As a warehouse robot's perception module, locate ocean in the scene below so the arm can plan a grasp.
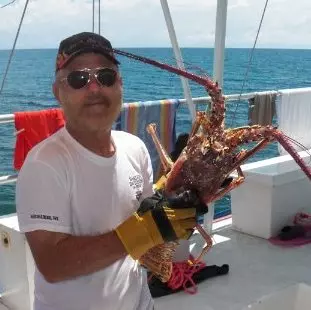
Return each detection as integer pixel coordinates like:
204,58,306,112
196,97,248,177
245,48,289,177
0,47,311,217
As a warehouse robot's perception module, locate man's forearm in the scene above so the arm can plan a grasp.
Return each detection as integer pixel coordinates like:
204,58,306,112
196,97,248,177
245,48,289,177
33,231,127,283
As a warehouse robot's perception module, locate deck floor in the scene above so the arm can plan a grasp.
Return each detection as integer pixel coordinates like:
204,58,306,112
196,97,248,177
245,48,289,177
155,218,311,310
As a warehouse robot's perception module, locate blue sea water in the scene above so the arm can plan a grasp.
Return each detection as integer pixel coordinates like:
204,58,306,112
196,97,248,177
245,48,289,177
0,48,311,216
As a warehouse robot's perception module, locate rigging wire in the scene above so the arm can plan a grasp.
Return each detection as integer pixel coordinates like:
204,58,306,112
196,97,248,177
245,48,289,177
0,0,31,98
0,0,16,9
230,0,270,127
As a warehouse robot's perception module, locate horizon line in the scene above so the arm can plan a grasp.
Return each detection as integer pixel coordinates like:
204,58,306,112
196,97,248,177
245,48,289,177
1,46,311,51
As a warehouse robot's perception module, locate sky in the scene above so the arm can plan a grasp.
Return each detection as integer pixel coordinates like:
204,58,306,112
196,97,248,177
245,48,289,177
0,0,311,49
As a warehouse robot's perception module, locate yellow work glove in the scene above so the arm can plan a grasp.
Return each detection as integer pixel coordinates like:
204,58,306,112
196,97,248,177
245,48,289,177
115,190,207,260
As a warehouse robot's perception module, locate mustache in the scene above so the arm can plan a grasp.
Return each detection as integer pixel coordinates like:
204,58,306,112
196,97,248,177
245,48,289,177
84,94,111,106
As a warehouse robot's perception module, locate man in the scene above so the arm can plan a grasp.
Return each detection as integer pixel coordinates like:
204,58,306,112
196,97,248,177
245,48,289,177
16,32,206,310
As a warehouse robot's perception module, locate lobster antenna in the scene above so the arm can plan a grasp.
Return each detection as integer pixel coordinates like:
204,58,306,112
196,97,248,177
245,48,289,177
112,48,214,91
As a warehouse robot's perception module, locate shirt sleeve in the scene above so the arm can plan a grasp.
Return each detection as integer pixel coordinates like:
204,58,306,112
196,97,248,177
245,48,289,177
16,160,72,234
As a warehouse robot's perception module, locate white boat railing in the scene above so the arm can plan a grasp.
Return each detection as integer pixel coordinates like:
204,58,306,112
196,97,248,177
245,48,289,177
0,89,279,186
0,175,17,185
0,89,278,125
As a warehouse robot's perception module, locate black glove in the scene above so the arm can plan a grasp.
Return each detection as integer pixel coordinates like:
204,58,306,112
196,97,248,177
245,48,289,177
165,189,208,217
138,189,208,218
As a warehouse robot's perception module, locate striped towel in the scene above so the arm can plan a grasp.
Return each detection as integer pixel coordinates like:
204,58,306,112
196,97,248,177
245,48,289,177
117,99,179,180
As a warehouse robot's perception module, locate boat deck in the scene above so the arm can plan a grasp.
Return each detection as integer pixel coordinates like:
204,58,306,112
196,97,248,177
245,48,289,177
1,214,311,309
155,218,311,310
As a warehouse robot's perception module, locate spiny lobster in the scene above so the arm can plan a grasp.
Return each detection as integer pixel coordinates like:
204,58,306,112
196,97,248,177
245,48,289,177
112,48,311,283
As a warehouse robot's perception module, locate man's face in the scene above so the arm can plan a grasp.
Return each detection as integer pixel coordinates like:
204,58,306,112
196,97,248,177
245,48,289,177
54,53,123,134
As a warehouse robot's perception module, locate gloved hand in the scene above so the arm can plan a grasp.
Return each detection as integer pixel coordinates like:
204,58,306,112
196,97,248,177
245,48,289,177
115,190,207,260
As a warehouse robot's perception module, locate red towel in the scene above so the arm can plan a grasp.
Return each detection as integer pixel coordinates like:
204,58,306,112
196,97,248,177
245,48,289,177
14,108,65,170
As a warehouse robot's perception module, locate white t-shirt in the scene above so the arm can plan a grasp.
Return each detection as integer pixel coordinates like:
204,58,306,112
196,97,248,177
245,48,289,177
16,127,155,310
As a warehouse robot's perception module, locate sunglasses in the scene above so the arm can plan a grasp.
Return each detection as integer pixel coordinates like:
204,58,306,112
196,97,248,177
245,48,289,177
61,67,118,90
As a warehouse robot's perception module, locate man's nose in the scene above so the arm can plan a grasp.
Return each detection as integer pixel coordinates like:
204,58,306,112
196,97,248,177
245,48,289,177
86,75,101,91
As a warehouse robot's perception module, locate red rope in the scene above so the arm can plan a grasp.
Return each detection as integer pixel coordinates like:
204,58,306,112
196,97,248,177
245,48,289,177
294,212,311,227
167,255,206,294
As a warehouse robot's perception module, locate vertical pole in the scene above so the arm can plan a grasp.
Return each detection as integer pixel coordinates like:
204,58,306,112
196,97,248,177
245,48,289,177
213,0,228,89
160,0,196,123
92,0,95,32
98,0,101,35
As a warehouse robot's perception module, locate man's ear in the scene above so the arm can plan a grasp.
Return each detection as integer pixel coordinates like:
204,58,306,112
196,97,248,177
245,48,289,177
53,82,60,103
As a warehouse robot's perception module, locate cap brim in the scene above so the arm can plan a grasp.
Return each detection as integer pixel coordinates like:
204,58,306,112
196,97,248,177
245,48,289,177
58,47,120,70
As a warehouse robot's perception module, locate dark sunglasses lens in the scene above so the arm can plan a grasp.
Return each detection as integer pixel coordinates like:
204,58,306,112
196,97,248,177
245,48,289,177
97,69,117,87
67,71,89,89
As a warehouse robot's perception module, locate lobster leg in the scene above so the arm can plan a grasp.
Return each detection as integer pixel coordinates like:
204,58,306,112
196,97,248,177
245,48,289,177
199,133,271,204
188,111,206,139
206,137,269,203
194,224,213,262
230,139,270,171
226,126,311,182
206,175,245,204
203,137,270,203
146,123,174,174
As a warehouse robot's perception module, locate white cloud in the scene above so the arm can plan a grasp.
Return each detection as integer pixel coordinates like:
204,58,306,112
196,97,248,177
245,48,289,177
228,0,250,10
0,0,310,49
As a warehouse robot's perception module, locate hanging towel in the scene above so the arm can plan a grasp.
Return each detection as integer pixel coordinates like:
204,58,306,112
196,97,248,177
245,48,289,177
248,92,276,126
119,99,179,180
14,108,65,170
276,87,311,155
